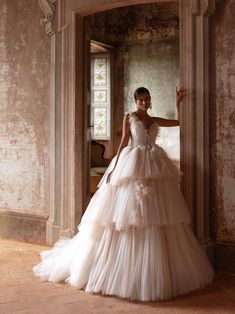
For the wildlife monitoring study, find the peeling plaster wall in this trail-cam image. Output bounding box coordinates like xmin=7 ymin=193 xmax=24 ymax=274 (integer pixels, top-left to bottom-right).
xmin=124 ymin=40 xmax=179 ymax=118
xmin=210 ymin=0 xmax=235 ymax=272
xmin=0 ymin=0 xmax=50 ymax=214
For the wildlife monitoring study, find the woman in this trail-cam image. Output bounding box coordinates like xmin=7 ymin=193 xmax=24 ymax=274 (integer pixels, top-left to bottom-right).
xmin=33 ymin=87 xmax=214 ymax=301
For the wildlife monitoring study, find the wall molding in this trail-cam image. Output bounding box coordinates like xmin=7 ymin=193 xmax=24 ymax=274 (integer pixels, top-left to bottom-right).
xmin=39 ymin=0 xmax=60 ymax=243
xmin=39 ymin=0 xmax=57 ymax=37
xmin=179 ymin=0 xmax=215 ymax=249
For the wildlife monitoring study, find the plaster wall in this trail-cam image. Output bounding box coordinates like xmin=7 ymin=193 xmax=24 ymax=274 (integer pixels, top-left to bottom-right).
xmin=0 ymin=0 xmax=50 ymax=215
xmin=124 ymin=40 xmax=179 ymax=118
xmin=210 ymin=0 xmax=235 ymax=273
xmin=123 ymin=40 xmax=180 ymax=162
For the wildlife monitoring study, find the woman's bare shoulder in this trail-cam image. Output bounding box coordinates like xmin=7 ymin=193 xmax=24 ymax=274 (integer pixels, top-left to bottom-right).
xmin=124 ymin=111 xmax=136 ymax=116
xmin=124 ymin=111 xmax=136 ymax=122
xmin=123 ymin=112 xmax=132 ymax=126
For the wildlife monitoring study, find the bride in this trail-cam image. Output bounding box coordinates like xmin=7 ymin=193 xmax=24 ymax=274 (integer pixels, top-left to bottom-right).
xmin=33 ymin=86 xmax=214 ymax=301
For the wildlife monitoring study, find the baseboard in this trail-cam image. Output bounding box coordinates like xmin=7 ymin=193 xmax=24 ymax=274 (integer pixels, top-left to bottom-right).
xmin=46 ymin=220 xmax=61 ymax=244
xmin=202 ymin=240 xmax=214 ymax=265
xmin=214 ymin=240 xmax=235 ymax=275
xmin=0 ymin=210 xmax=49 ymax=244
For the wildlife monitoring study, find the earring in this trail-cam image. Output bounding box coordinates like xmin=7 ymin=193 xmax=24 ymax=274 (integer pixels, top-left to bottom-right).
xmin=149 ymin=103 xmax=152 ymax=110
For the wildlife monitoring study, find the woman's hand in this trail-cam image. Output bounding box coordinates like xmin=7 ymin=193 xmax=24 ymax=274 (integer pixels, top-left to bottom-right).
xmin=175 ymin=86 xmax=186 ymax=121
xmin=176 ymin=86 xmax=186 ymax=106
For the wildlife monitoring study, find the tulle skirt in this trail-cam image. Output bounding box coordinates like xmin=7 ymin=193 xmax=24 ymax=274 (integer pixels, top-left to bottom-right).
xmin=33 ymin=144 xmax=214 ymax=301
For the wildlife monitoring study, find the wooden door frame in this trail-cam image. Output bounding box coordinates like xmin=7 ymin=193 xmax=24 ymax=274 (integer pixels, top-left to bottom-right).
xmin=45 ymin=0 xmax=215 ymax=258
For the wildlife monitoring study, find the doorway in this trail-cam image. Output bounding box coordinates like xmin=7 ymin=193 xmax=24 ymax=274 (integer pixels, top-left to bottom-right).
xmin=55 ymin=0 xmax=214 ymax=251
xmin=84 ymin=2 xmax=180 ymax=197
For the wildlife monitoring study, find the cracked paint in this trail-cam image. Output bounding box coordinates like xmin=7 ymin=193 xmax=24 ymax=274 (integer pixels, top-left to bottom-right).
xmin=210 ymin=0 xmax=235 ymax=239
xmin=0 ymin=0 xmax=50 ymax=213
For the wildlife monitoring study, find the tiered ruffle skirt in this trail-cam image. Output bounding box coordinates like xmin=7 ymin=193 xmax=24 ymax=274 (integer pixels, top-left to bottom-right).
xmin=33 ymin=144 xmax=214 ymax=301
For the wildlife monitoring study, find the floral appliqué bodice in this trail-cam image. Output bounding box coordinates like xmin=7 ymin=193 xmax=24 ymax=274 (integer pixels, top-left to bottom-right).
xmin=128 ymin=112 xmax=160 ymax=147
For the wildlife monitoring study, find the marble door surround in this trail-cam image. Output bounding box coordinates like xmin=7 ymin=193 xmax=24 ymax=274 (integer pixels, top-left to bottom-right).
xmin=39 ymin=0 xmax=216 ymax=261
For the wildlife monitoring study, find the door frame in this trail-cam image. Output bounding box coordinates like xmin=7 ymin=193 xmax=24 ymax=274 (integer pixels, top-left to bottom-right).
xmin=47 ymin=0 xmax=215 ymax=256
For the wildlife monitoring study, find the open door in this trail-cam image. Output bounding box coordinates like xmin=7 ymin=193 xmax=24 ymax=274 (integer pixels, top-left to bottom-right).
xmin=75 ymin=14 xmax=92 ymax=222
xmin=83 ymin=18 xmax=92 ymax=209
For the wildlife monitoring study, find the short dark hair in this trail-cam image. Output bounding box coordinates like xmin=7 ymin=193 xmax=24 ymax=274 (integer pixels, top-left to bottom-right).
xmin=134 ymin=87 xmax=150 ymax=100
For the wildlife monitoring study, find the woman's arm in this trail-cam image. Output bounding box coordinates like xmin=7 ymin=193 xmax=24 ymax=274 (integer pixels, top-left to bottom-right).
xmin=155 ymin=117 xmax=179 ymax=127
xmin=156 ymin=87 xmax=186 ymax=127
xmin=106 ymin=114 xmax=131 ymax=183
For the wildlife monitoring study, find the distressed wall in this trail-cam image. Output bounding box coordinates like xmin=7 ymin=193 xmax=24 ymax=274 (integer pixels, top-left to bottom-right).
xmin=124 ymin=40 xmax=179 ymax=118
xmin=0 ymin=0 xmax=50 ymax=242
xmin=210 ymin=0 xmax=235 ymax=273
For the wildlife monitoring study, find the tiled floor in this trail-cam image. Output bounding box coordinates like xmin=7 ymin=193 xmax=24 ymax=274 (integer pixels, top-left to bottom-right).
xmin=0 ymin=238 xmax=235 ymax=314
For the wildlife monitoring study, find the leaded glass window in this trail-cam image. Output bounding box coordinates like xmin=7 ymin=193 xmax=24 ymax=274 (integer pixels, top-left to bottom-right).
xmin=91 ymin=54 xmax=111 ymax=140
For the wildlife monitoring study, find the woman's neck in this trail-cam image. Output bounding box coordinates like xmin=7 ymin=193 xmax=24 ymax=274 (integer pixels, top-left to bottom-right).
xmin=135 ymin=109 xmax=149 ymax=117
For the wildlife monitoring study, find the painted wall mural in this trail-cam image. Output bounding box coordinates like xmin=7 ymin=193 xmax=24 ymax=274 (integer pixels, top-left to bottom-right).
xmin=87 ymin=2 xmax=179 ymax=46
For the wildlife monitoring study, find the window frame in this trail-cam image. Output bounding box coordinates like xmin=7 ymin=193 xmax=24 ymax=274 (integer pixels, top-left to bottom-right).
xmin=90 ymin=53 xmax=111 ymax=140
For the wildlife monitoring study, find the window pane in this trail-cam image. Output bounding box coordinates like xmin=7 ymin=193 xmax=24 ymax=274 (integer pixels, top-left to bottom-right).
xmin=94 ymin=58 xmax=107 ymax=86
xmin=91 ymin=54 xmax=111 ymax=140
xmin=94 ymin=90 xmax=107 ymax=103
xmin=94 ymin=108 xmax=107 ymax=138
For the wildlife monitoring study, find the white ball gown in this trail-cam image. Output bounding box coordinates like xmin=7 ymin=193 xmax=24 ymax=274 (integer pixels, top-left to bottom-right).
xmin=33 ymin=112 xmax=214 ymax=301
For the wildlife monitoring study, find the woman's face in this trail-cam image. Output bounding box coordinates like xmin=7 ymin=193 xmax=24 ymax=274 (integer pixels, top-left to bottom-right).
xmin=135 ymin=93 xmax=151 ymax=111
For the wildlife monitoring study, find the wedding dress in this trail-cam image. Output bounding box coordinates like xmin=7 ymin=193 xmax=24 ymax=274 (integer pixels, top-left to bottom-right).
xmin=33 ymin=112 xmax=214 ymax=301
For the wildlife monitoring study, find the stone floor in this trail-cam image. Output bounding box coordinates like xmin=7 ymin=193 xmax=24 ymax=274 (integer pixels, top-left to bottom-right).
xmin=0 ymin=238 xmax=235 ymax=314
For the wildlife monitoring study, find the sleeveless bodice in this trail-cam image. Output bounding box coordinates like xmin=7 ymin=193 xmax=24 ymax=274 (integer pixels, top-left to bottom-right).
xmin=129 ymin=113 xmax=159 ymax=146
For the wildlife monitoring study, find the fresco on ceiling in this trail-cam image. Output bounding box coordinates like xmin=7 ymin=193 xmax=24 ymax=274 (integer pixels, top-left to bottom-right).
xmin=87 ymin=2 xmax=179 ymax=46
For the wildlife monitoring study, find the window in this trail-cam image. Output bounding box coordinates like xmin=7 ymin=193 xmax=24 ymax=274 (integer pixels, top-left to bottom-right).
xmin=91 ymin=54 xmax=111 ymax=140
